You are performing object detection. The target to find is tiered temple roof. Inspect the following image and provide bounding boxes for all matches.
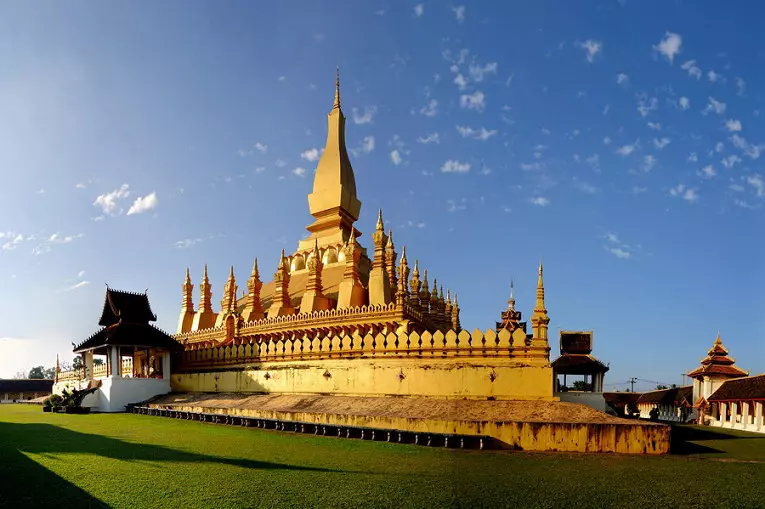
[687,331,748,379]
[75,288,180,354]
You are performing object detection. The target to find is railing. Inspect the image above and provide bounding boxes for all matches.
[178,328,550,370]
[57,369,85,382]
[121,358,134,377]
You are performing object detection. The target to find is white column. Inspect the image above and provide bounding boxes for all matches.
[730,402,738,428]
[85,351,94,380]
[743,402,750,430]
[162,352,171,380]
[720,402,727,427]
[109,346,120,378]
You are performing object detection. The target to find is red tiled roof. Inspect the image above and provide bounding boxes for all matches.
[708,374,765,402]
[687,364,748,378]
[551,354,609,374]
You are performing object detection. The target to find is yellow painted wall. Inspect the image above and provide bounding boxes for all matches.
[149,401,669,454]
[171,357,555,401]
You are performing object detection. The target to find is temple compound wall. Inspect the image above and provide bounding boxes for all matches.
[171,327,553,401]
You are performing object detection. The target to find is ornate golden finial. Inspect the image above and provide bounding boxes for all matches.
[203,264,209,282]
[715,330,722,345]
[185,267,191,284]
[376,208,384,232]
[251,257,259,278]
[229,265,234,279]
[333,66,341,110]
[412,259,419,277]
[508,278,516,310]
[401,245,408,263]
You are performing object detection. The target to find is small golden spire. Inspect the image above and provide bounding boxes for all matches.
[229,265,234,279]
[508,278,516,310]
[203,264,209,282]
[386,229,394,250]
[715,330,722,345]
[333,66,341,110]
[251,257,259,278]
[401,245,408,263]
[185,268,191,284]
[376,208,384,232]
[412,259,419,277]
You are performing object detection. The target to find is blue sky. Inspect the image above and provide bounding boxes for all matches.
[1,1,764,391]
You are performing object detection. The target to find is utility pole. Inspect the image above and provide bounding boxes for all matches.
[681,373,687,386]
[628,377,637,392]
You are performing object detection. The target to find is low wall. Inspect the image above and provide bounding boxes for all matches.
[171,357,555,401]
[147,396,669,454]
[557,392,607,412]
[54,377,171,412]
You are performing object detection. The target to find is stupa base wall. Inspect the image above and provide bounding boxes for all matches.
[143,393,670,454]
[171,358,555,401]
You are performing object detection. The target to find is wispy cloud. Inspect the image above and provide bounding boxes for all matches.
[698,165,716,179]
[602,232,635,260]
[350,136,375,157]
[420,99,438,117]
[456,125,497,140]
[616,140,639,156]
[680,59,701,79]
[459,90,485,112]
[254,142,268,153]
[653,137,671,149]
[616,72,629,85]
[300,148,320,162]
[351,106,377,125]
[417,133,440,144]
[292,167,306,177]
[390,150,402,165]
[93,184,130,215]
[669,184,699,203]
[725,119,742,132]
[579,40,602,63]
[413,3,424,17]
[678,96,690,110]
[654,32,682,64]
[66,281,90,291]
[703,97,726,116]
[441,160,471,173]
[127,192,158,215]
[468,62,497,82]
[452,5,465,23]
[530,197,550,207]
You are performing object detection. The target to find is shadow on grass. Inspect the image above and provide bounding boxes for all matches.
[0,422,337,507]
[670,424,765,455]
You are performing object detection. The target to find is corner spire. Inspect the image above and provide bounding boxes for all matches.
[376,209,384,232]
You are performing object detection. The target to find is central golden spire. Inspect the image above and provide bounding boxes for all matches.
[301,68,362,252]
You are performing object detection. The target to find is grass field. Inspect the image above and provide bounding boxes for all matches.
[2,405,765,508]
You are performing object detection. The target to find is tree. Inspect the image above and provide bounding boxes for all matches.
[72,357,83,370]
[93,358,104,366]
[28,366,46,379]
[572,380,590,391]
[656,384,668,390]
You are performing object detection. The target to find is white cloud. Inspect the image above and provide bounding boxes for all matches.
[254,142,268,153]
[530,197,550,207]
[254,166,266,173]
[292,167,306,177]
[616,73,629,85]
[703,97,726,116]
[48,233,82,244]
[585,154,600,170]
[446,198,467,213]
[687,152,698,162]
[579,40,602,63]
[277,76,286,81]
[637,95,658,117]
[420,99,438,117]
[275,159,287,168]
[669,184,699,203]
[603,136,612,145]
[417,133,440,144]
[453,74,469,90]
[350,136,375,157]
[460,90,485,112]
[301,148,320,162]
[653,137,671,149]
[725,119,743,132]
[93,184,130,215]
[647,122,661,131]
[390,150,402,165]
[469,62,497,82]
[736,77,746,96]
[678,96,690,110]
[731,134,764,159]
[456,125,497,140]
[77,270,86,278]
[680,59,701,79]
[414,3,424,17]
[441,160,471,173]
[351,106,377,125]
[698,165,716,179]
[67,281,90,291]
[641,155,658,173]
[722,154,742,169]
[707,70,721,83]
[747,174,765,196]
[654,32,682,64]
[127,192,158,215]
[616,141,639,156]
[452,5,465,22]
[1,233,25,251]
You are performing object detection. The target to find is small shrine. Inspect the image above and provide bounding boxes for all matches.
[552,331,608,393]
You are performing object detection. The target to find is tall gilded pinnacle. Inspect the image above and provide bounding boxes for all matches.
[508,278,516,311]
[190,264,217,331]
[333,66,340,110]
[267,250,296,318]
[386,229,397,291]
[176,267,196,334]
[369,209,392,306]
[530,259,551,353]
[337,239,366,308]
[242,258,264,322]
[451,293,461,330]
[304,68,362,249]
[420,269,431,313]
[396,245,410,307]
[300,239,331,313]
[409,259,421,311]
[215,266,238,327]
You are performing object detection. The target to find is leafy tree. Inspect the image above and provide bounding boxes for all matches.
[572,380,590,391]
[93,358,104,367]
[28,366,47,379]
[656,384,668,390]
[72,357,83,370]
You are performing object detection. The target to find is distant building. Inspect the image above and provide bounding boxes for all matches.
[0,379,53,403]
[706,374,765,433]
[603,392,641,418]
[688,332,748,424]
[637,386,693,422]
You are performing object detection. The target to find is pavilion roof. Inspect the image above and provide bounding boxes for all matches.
[0,379,54,393]
[99,288,157,327]
[637,386,693,406]
[551,353,609,375]
[708,374,765,402]
[74,323,183,353]
[688,332,747,379]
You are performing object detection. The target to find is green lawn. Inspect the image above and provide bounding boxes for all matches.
[2,405,765,508]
